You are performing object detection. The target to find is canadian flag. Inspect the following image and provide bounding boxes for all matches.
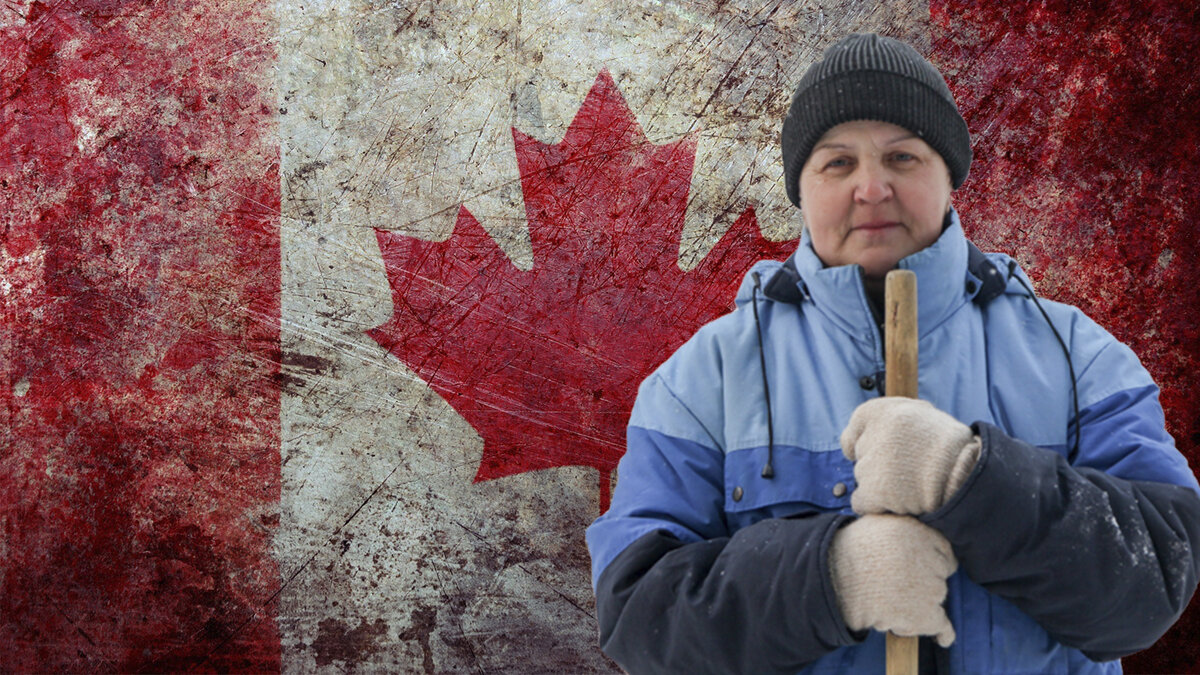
[3,1,1198,672]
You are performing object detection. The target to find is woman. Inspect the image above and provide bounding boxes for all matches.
[586,32,1200,673]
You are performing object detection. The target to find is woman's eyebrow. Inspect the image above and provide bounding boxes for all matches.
[812,141,852,152]
[814,134,919,152]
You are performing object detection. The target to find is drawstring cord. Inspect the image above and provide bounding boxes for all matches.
[748,256,1078,476]
[751,272,776,479]
[1006,261,1082,462]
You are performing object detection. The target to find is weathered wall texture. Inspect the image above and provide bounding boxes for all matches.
[4,0,1200,672]
[276,1,923,671]
[2,1,280,671]
[931,2,1200,670]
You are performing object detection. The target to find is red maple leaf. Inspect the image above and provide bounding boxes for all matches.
[369,70,795,510]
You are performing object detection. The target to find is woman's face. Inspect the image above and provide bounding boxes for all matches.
[799,120,953,279]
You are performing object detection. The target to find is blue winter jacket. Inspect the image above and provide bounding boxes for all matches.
[586,212,1200,674]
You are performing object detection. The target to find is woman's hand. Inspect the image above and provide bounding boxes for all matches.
[828,514,957,647]
[841,398,980,515]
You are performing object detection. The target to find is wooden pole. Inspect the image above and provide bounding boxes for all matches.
[884,269,920,675]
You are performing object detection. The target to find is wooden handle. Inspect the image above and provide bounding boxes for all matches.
[885,270,918,400]
[884,269,920,674]
[886,632,919,675]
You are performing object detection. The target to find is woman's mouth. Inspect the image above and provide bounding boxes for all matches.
[853,220,903,232]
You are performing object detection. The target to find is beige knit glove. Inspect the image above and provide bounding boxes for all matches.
[828,514,957,647]
[841,398,981,516]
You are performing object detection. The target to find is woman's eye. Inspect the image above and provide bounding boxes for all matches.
[824,157,851,169]
[890,152,916,163]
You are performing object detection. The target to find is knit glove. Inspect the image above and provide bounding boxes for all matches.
[828,514,957,647]
[841,397,981,516]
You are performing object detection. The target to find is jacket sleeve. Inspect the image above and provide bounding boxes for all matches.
[586,371,861,674]
[924,385,1200,661]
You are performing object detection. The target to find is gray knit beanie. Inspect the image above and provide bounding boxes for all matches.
[782,33,971,207]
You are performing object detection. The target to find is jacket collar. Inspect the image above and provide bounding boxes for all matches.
[764,209,1003,340]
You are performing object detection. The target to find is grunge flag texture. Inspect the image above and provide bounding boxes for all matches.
[3,0,1199,671]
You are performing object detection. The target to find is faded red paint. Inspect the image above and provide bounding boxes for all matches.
[933,1,1200,669]
[370,70,794,511]
[1,1,280,671]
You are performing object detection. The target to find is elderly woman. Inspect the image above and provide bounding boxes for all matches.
[586,33,1200,673]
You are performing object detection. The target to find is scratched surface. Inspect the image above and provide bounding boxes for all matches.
[1,0,280,671]
[5,0,1200,672]
[932,2,1200,671]
[276,1,922,671]
[368,70,796,513]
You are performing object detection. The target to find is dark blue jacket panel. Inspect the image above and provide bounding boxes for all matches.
[926,422,1200,662]
[596,516,858,675]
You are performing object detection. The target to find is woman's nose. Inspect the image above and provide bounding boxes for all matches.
[853,163,893,203]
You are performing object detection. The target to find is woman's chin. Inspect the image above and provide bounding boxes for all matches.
[859,259,902,280]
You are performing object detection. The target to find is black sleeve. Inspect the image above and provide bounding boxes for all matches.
[923,422,1200,661]
[594,513,861,675]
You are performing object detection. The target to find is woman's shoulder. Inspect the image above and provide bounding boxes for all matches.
[979,252,1155,400]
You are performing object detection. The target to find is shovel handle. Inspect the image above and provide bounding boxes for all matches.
[885,270,919,399]
[884,269,920,675]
